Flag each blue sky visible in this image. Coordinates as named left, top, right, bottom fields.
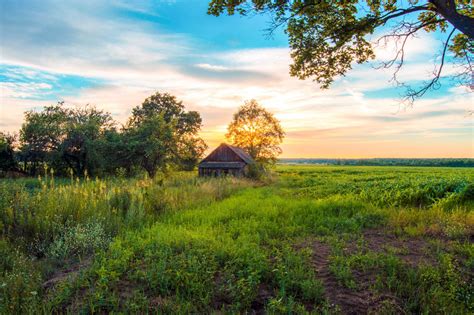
left=1, top=0, right=472, bottom=157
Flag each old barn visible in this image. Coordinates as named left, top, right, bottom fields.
left=198, top=143, right=254, bottom=177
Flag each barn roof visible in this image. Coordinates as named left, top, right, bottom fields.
left=226, top=144, right=254, bottom=164
left=199, top=143, right=254, bottom=165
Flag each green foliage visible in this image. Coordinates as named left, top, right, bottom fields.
left=0, top=174, right=253, bottom=256
left=126, top=92, right=207, bottom=176
left=0, top=239, right=42, bottom=314
left=327, top=247, right=473, bottom=313
left=273, top=246, right=325, bottom=303
left=12, top=92, right=207, bottom=178
left=123, top=114, right=176, bottom=178
left=278, top=165, right=474, bottom=208
left=246, top=162, right=267, bottom=180
left=19, top=103, right=69, bottom=175
left=19, top=102, right=115, bottom=176
left=59, top=105, right=115, bottom=176
left=280, top=158, right=474, bottom=167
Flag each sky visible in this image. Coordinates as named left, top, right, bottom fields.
left=1, top=0, right=473, bottom=158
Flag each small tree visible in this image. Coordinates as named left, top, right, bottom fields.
left=226, top=100, right=284, bottom=164
left=0, top=132, right=18, bottom=173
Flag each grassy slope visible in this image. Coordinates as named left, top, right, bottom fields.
left=2, top=166, right=474, bottom=313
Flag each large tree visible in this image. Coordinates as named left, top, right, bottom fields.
left=208, top=0, right=473, bottom=103
left=123, top=114, right=176, bottom=178
left=59, top=106, right=115, bottom=176
left=226, top=99, right=284, bottom=164
left=125, top=92, right=207, bottom=177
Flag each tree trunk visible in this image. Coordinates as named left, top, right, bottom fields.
left=146, top=167, right=156, bottom=178
left=143, top=159, right=156, bottom=178
left=430, top=0, right=474, bottom=38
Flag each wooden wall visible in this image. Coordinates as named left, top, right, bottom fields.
left=199, top=167, right=244, bottom=177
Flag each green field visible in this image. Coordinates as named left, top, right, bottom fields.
left=1, top=166, right=473, bottom=313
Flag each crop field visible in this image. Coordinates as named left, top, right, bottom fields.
left=1, top=166, right=473, bottom=314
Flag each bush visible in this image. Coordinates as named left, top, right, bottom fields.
left=46, top=222, right=110, bottom=261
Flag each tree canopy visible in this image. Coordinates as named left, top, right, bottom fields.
left=226, top=100, right=284, bottom=164
left=4, top=92, right=207, bottom=178
left=208, top=0, right=473, bottom=103
left=125, top=92, right=207, bottom=177
left=19, top=103, right=114, bottom=176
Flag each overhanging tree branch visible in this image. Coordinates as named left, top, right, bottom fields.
left=378, top=5, right=430, bottom=24
left=375, top=19, right=446, bottom=81
left=403, top=27, right=457, bottom=104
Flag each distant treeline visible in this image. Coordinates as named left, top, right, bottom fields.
left=279, top=158, right=474, bottom=167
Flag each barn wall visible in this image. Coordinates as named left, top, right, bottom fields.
left=198, top=167, right=244, bottom=177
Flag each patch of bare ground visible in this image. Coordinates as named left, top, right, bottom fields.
left=42, top=259, right=93, bottom=313
left=308, top=240, right=396, bottom=314
left=250, top=283, right=273, bottom=314
left=42, top=258, right=92, bottom=291
left=212, top=271, right=272, bottom=314
left=303, top=230, right=439, bottom=314
left=350, top=228, right=436, bottom=267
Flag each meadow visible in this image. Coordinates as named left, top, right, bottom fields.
left=1, top=166, right=473, bottom=314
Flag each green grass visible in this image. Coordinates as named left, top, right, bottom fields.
left=1, top=166, right=473, bottom=313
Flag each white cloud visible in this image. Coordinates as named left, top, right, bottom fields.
left=195, top=64, right=231, bottom=71
left=1, top=82, right=53, bottom=99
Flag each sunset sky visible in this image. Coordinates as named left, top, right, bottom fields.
left=1, top=0, right=473, bottom=158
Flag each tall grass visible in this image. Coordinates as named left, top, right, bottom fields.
left=45, top=193, right=370, bottom=313
left=0, top=173, right=254, bottom=313
left=0, top=173, right=254, bottom=255
left=1, top=166, right=473, bottom=313
left=47, top=186, right=472, bottom=313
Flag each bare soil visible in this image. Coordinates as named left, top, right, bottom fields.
left=303, top=229, right=437, bottom=314
left=42, top=258, right=92, bottom=291
left=348, top=229, right=436, bottom=267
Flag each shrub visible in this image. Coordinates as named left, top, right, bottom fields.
left=46, top=222, right=110, bottom=261
left=247, top=163, right=266, bottom=180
